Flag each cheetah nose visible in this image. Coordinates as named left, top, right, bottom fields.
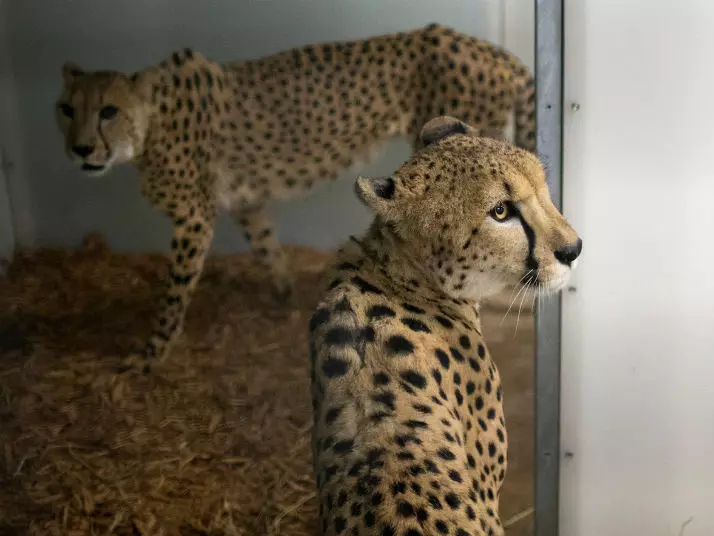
left=554, top=237, right=583, bottom=266
left=72, top=145, right=95, bottom=158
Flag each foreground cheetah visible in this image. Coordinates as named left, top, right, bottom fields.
left=308, top=116, right=581, bottom=535
left=55, top=23, right=535, bottom=371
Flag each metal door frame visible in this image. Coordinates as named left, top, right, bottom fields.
left=534, top=0, right=564, bottom=534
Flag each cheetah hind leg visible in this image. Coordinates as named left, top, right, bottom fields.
left=231, top=205, right=296, bottom=306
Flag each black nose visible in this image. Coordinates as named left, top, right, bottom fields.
left=554, top=238, right=583, bottom=266
left=72, top=145, right=94, bottom=158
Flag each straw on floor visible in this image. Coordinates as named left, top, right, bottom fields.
left=0, top=234, right=534, bottom=535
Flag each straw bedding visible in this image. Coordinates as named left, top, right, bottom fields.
left=0, top=234, right=534, bottom=535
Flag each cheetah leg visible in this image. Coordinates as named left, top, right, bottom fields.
left=231, top=205, right=294, bottom=303
left=118, top=210, right=215, bottom=373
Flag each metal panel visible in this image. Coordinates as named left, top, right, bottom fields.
left=534, top=0, right=564, bottom=535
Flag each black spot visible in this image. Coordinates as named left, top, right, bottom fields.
left=333, top=439, right=354, bottom=454
left=459, top=335, right=471, bottom=349
left=392, top=481, right=407, bottom=495
left=350, top=502, right=362, bottom=516
left=450, top=347, right=465, bottom=362
left=488, top=442, right=497, bottom=457
left=431, top=369, right=442, bottom=384
left=475, top=397, right=484, bottom=410
left=405, top=419, right=428, bottom=429
left=437, top=448, right=456, bottom=461
left=435, top=316, right=453, bottom=328
left=403, top=303, right=426, bottom=314
left=397, top=451, right=415, bottom=461
left=373, top=391, right=396, bottom=411
left=466, top=381, right=476, bottom=395
left=469, top=358, right=481, bottom=372
left=445, top=493, right=461, bottom=509
left=448, top=470, right=463, bottom=483
left=364, top=511, right=376, bottom=527
left=325, top=327, right=355, bottom=346
left=351, top=276, right=384, bottom=295
left=381, top=526, right=396, bottom=536
left=325, top=406, right=342, bottom=425
left=428, top=494, right=442, bottom=509
left=456, top=530, right=470, bottom=536
left=401, top=317, right=431, bottom=333
left=477, top=344, right=486, bottom=358
left=400, top=370, right=427, bottom=389
left=386, top=335, right=414, bottom=355
left=334, top=516, right=346, bottom=533
left=397, top=501, right=415, bottom=517
left=435, top=520, right=449, bottom=534
left=367, top=305, right=396, bottom=319
left=435, top=349, right=450, bottom=369
left=322, top=358, right=349, bottom=378
left=373, top=372, right=390, bottom=386
left=413, top=403, right=432, bottom=414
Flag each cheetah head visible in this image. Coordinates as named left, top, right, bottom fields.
left=55, top=62, right=151, bottom=176
left=355, top=115, right=582, bottom=302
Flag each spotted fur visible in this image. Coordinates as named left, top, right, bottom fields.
left=308, top=116, right=581, bottom=535
left=55, top=24, right=535, bottom=371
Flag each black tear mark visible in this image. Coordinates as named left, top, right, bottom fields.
left=514, top=208, right=539, bottom=271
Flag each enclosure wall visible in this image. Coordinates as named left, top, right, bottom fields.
left=4, top=0, right=532, bottom=253
left=560, top=1, right=714, bottom=535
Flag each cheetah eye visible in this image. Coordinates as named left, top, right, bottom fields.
left=489, top=202, right=511, bottom=222
left=99, top=105, right=118, bottom=120
left=59, top=103, right=74, bottom=119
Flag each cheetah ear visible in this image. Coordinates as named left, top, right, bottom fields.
left=355, top=175, right=397, bottom=214
left=62, top=62, right=84, bottom=83
left=419, top=115, right=478, bottom=147
left=129, top=71, right=153, bottom=102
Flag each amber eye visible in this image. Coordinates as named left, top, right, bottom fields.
left=99, top=105, right=118, bottom=120
left=490, top=202, right=511, bottom=221
left=59, top=103, right=74, bottom=118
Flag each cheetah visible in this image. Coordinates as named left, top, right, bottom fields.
left=307, top=116, right=582, bottom=536
left=55, top=23, right=536, bottom=372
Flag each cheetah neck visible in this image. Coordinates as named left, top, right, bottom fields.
left=341, top=220, right=465, bottom=304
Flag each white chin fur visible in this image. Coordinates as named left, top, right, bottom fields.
left=76, top=145, right=134, bottom=177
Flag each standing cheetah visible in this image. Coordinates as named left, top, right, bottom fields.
left=55, top=23, right=536, bottom=372
left=308, top=116, right=581, bottom=535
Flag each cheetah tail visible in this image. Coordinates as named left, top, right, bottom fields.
left=514, top=71, right=537, bottom=153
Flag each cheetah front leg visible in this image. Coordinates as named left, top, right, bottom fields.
left=119, top=208, right=215, bottom=373
left=231, top=205, right=294, bottom=303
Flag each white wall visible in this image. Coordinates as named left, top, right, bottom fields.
left=2, top=0, right=522, bottom=253
left=560, top=1, right=714, bottom=535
